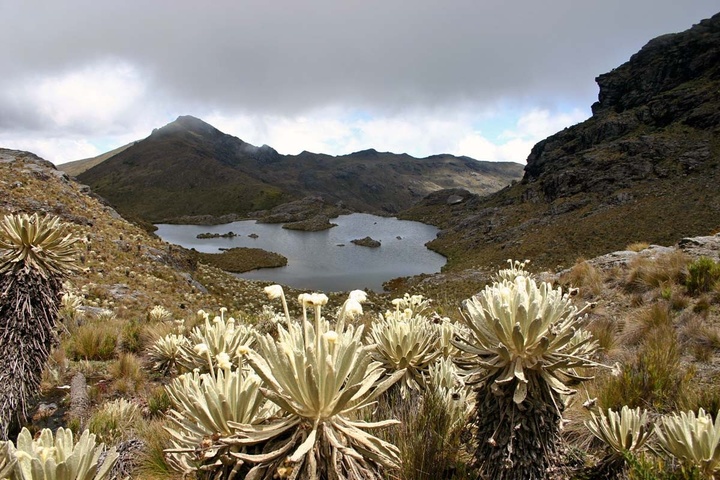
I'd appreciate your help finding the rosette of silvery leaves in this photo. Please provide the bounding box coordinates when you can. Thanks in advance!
[369,303,443,395]
[453,272,602,480]
[655,408,720,478]
[219,288,405,480]
[175,308,255,374]
[164,367,275,478]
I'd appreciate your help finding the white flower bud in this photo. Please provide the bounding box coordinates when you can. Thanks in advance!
[343,299,363,318]
[216,352,232,370]
[349,290,367,304]
[264,284,284,300]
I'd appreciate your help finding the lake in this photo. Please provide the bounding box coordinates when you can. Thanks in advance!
[154,213,446,292]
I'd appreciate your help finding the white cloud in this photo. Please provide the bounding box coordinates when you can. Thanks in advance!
[0,136,101,164]
[208,106,588,164]
[12,60,146,132]
[454,108,588,162]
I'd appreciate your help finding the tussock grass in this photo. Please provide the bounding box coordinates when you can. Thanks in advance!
[625,251,689,292]
[109,353,146,395]
[598,323,694,413]
[120,318,145,353]
[679,315,720,362]
[621,301,673,347]
[587,316,620,356]
[373,389,470,480]
[560,259,604,297]
[65,321,118,361]
[135,419,179,480]
[626,242,651,252]
[146,386,172,417]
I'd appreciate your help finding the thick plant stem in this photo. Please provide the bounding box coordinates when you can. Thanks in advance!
[473,375,563,480]
[0,269,62,439]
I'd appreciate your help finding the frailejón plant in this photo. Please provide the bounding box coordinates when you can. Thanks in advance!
[0,441,16,478]
[585,405,652,477]
[175,309,254,374]
[148,333,189,374]
[586,405,652,457]
[4,427,118,480]
[223,288,405,479]
[426,356,473,433]
[454,272,601,479]
[493,259,533,283]
[0,213,78,439]
[369,307,442,395]
[164,369,272,477]
[655,408,720,478]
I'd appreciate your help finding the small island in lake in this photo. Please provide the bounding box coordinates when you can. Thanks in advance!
[191,247,287,273]
[196,231,237,239]
[351,236,381,248]
[282,214,337,232]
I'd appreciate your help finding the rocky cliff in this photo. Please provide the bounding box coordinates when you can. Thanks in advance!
[404,12,720,271]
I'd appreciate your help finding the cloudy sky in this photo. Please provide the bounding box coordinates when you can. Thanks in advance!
[1,1,718,165]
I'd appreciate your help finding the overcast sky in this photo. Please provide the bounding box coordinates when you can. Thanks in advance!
[1,1,718,165]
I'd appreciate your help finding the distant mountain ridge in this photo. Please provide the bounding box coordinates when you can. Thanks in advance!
[403,12,720,271]
[73,116,523,223]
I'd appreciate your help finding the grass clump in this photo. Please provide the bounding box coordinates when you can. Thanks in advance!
[120,318,145,353]
[625,251,689,292]
[65,320,118,361]
[598,323,694,413]
[109,352,146,395]
[87,398,141,445]
[560,259,604,297]
[375,389,471,480]
[627,242,651,252]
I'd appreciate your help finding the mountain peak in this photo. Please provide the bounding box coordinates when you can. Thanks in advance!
[152,115,223,138]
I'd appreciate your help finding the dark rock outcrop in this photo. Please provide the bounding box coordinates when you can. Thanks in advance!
[404,13,720,270]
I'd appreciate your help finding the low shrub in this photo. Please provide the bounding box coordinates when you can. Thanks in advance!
[686,257,720,295]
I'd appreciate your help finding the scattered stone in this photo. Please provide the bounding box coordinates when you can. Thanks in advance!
[249,233,259,238]
[446,194,465,205]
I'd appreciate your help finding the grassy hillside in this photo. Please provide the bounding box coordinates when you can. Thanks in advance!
[75,116,523,223]
[59,142,137,177]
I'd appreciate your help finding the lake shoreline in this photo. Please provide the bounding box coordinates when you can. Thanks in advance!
[155,213,446,292]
